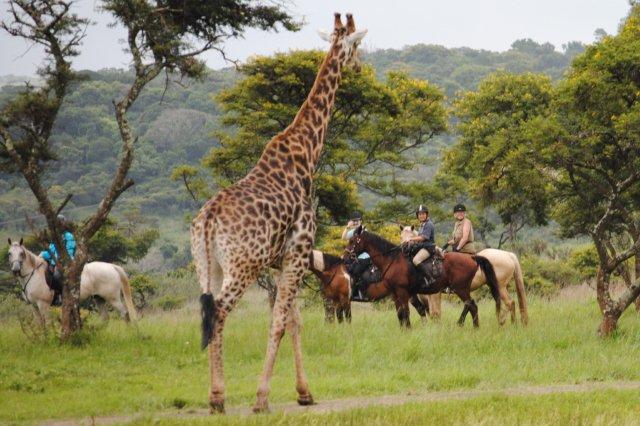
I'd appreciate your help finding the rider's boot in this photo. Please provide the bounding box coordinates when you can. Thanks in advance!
[416,262,437,293]
[350,282,366,302]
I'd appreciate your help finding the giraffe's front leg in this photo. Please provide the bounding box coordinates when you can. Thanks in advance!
[253,256,311,412]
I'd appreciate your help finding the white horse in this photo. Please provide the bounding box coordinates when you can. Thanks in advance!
[400,227,528,325]
[7,238,137,326]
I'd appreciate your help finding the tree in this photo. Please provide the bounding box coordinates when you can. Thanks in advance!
[449,5,640,335]
[0,0,299,339]
[536,4,640,336]
[445,72,554,249]
[191,51,447,229]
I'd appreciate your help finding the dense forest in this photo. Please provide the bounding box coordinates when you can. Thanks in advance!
[0,38,583,229]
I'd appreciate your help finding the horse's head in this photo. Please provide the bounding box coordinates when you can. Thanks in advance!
[7,238,25,277]
[399,225,417,244]
[343,225,366,262]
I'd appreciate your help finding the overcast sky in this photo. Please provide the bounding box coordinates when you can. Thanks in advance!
[0,0,632,76]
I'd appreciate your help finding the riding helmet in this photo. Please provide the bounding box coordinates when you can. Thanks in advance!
[453,204,467,213]
[415,204,428,217]
[350,211,363,221]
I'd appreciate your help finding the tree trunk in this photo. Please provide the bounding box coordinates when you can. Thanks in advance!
[598,310,620,337]
[635,256,640,312]
[60,246,87,339]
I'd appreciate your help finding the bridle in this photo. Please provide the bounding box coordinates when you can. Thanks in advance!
[344,234,402,281]
[10,250,45,302]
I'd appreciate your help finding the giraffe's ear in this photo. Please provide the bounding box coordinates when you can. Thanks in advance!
[347,29,367,45]
[317,29,332,42]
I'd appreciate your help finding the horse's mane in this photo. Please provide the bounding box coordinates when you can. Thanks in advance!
[322,252,343,268]
[362,231,400,257]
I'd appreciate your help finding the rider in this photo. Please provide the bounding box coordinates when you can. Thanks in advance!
[38,215,76,304]
[447,204,476,254]
[404,204,438,290]
[342,211,372,302]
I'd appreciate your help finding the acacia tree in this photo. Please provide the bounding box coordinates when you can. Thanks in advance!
[446,4,640,336]
[181,51,447,228]
[445,72,554,249]
[537,4,640,336]
[1,0,298,339]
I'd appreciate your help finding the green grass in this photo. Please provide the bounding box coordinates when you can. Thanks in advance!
[1,292,640,423]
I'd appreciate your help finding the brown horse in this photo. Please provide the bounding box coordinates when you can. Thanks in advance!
[309,250,435,323]
[344,226,500,328]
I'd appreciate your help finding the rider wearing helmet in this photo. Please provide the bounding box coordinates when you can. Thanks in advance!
[404,204,437,289]
[342,211,372,301]
[38,215,76,305]
[447,204,476,254]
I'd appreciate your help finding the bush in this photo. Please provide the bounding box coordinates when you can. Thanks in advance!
[569,244,598,280]
[129,273,158,309]
[154,295,185,311]
[521,255,582,296]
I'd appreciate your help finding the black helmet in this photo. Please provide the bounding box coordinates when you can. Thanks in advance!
[415,204,428,217]
[453,204,466,213]
[350,211,363,221]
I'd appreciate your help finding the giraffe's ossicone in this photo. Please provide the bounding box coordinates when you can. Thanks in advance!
[190,13,367,414]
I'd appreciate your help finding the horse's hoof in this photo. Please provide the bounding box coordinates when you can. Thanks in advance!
[209,400,225,414]
[297,393,315,406]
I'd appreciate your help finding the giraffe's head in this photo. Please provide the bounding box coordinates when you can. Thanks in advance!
[318,13,367,72]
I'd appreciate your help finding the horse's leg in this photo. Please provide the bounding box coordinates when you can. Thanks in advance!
[394,290,411,328]
[255,254,312,412]
[338,294,351,324]
[34,301,49,329]
[452,287,472,327]
[428,294,442,320]
[106,295,129,322]
[409,295,428,323]
[336,304,344,323]
[96,298,109,321]
[498,286,515,326]
[323,298,335,323]
[468,299,479,328]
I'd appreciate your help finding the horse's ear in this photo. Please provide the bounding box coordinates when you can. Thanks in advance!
[19,238,23,246]
[398,225,403,232]
[355,225,363,235]
[411,225,415,231]
[7,238,11,245]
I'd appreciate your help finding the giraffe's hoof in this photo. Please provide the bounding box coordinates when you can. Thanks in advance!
[209,400,225,414]
[252,402,270,414]
[297,393,315,406]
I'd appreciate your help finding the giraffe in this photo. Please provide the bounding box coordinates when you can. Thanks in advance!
[190,13,367,414]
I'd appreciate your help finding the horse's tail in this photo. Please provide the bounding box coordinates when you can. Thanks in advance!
[191,218,217,350]
[510,253,529,325]
[115,265,137,322]
[473,255,500,311]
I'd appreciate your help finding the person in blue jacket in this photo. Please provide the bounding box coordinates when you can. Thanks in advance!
[342,211,375,302]
[38,215,76,304]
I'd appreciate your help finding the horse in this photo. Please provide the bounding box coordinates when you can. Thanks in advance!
[309,250,439,323]
[400,226,528,325]
[7,238,137,326]
[344,226,500,328]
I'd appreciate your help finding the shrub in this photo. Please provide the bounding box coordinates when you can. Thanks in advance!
[154,295,185,311]
[569,244,598,280]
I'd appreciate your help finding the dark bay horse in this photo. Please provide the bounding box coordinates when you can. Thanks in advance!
[309,250,433,324]
[344,226,500,328]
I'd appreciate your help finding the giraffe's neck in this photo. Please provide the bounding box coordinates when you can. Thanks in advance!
[283,42,344,171]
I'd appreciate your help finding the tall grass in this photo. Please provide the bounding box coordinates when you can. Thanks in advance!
[1,291,639,422]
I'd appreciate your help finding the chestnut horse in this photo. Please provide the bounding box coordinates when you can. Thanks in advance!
[344,226,500,328]
[309,250,436,323]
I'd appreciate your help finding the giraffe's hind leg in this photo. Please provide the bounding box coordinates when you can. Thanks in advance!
[254,249,312,413]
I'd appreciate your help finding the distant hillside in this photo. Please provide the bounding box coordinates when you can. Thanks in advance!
[366,39,584,97]
[0,38,584,228]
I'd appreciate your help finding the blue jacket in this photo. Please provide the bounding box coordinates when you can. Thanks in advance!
[40,232,76,265]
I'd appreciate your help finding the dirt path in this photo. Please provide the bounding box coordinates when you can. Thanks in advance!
[42,381,640,425]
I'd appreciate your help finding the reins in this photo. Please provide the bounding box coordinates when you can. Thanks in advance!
[17,261,44,301]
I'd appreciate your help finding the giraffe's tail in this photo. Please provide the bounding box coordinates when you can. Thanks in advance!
[191,217,217,350]
[200,293,216,350]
